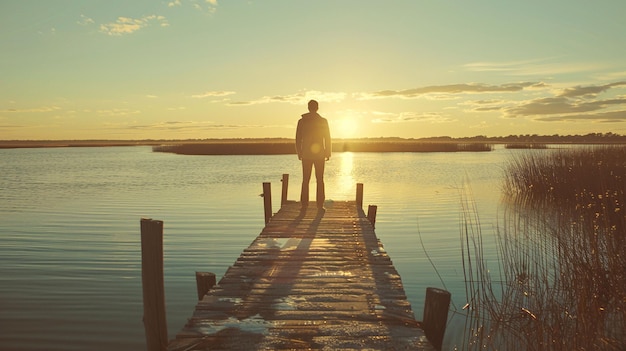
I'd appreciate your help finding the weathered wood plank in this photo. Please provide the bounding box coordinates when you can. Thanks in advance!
[167,201,435,351]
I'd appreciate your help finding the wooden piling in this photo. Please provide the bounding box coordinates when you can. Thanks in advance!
[262,182,272,224]
[140,218,168,351]
[356,183,364,209]
[422,287,451,350]
[281,173,289,206]
[367,205,378,228]
[195,272,216,300]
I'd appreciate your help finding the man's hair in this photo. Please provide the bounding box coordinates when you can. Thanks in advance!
[308,100,318,112]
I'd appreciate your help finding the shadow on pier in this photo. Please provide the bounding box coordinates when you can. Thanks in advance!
[140,175,450,351]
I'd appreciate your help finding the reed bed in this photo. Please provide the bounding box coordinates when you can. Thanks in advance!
[459,145,626,350]
[153,141,493,155]
[504,143,548,149]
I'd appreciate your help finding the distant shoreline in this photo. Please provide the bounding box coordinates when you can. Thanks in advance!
[2,135,625,151]
[0,140,164,149]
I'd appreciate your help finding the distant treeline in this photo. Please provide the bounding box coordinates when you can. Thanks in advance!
[420,132,626,144]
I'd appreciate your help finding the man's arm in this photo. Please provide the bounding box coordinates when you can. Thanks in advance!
[324,119,331,160]
[295,119,303,160]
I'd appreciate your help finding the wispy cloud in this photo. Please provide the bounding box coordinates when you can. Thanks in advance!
[461,99,510,113]
[463,59,545,73]
[168,0,218,13]
[96,108,141,117]
[77,15,95,26]
[191,91,235,98]
[464,59,607,76]
[535,110,626,123]
[4,106,61,113]
[0,123,26,129]
[357,82,545,100]
[99,15,169,36]
[228,91,346,106]
[372,111,454,124]
[124,120,257,131]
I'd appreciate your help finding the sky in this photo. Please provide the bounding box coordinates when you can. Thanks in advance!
[2,0,626,140]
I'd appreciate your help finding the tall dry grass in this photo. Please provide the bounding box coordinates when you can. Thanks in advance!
[459,145,626,350]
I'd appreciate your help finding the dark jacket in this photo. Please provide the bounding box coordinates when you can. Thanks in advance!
[295,112,331,160]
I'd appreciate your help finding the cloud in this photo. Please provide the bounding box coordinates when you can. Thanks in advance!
[535,110,626,123]
[494,80,626,123]
[96,108,141,117]
[461,99,510,113]
[124,120,257,131]
[595,71,626,81]
[3,106,61,113]
[168,0,218,13]
[228,91,346,106]
[99,15,169,36]
[77,15,95,26]
[357,82,544,100]
[0,123,26,129]
[506,96,626,117]
[464,59,544,73]
[464,59,607,76]
[191,91,236,98]
[557,81,626,98]
[372,111,453,124]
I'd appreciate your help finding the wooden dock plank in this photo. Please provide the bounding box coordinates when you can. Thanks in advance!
[167,201,435,350]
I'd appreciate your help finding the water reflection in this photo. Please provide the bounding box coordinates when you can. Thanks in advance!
[332,152,355,198]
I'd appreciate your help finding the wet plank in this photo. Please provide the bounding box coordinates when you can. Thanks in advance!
[167,201,435,350]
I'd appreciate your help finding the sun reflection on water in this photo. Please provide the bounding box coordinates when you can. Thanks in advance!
[331,152,355,199]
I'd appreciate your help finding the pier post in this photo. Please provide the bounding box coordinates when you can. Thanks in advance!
[422,287,451,351]
[356,183,364,210]
[367,205,377,228]
[263,182,272,224]
[281,174,289,207]
[195,272,216,300]
[140,218,168,351]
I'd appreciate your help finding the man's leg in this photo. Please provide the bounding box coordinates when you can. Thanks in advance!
[301,159,313,207]
[313,158,325,208]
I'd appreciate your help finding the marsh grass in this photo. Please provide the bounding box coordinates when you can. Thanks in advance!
[458,145,626,350]
[504,143,548,149]
[153,141,493,155]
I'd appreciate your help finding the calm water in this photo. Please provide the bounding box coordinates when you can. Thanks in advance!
[1,146,518,350]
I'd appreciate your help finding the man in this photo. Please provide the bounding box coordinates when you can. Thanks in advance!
[295,99,331,210]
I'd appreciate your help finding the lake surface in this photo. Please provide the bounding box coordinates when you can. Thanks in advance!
[1,146,522,350]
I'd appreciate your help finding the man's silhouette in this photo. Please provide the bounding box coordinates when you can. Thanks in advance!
[295,100,331,210]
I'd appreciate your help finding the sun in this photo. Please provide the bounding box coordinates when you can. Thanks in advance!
[334,117,360,139]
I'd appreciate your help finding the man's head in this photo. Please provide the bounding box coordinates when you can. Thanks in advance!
[308,100,319,112]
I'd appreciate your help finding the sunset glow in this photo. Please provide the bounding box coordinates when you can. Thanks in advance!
[2,1,626,140]
[333,117,360,139]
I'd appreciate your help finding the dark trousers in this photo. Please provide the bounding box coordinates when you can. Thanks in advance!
[301,158,325,207]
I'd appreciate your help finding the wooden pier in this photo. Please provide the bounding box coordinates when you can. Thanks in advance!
[141,179,447,350]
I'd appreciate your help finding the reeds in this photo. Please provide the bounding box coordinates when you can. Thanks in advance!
[153,141,493,155]
[459,145,626,350]
[504,143,548,149]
